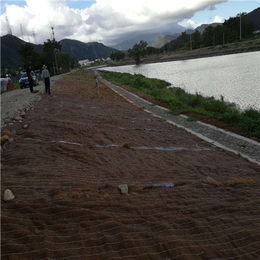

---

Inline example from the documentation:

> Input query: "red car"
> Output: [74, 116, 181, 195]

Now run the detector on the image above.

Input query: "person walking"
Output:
[94, 75, 100, 98]
[26, 65, 34, 93]
[42, 65, 51, 95]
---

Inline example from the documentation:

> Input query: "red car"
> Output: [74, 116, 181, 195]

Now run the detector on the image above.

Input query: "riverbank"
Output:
[99, 71, 260, 142]
[2, 69, 260, 259]
[112, 39, 260, 66]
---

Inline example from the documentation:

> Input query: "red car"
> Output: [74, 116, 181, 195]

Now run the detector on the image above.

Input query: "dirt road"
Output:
[1, 70, 260, 260]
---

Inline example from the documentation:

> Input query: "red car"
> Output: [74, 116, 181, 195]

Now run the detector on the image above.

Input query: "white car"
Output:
[19, 72, 39, 89]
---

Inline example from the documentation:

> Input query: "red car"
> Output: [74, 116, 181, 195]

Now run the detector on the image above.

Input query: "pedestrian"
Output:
[94, 75, 100, 98]
[42, 65, 51, 95]
[26, 65, 34, 93]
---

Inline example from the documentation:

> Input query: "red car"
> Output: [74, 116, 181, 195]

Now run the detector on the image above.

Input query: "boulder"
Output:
[118, 184, 128, 194]
[1, 135, 9, 145]
[4, 189, 15, 201]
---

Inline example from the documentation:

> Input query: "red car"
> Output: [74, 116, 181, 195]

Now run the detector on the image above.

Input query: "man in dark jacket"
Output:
[26, 65, 34, 93]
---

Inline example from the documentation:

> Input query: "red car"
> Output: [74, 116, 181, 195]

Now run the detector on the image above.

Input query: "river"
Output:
[100, 51, 260, 111]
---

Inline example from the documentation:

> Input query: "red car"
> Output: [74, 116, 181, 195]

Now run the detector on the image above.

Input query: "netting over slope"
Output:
[1, 71, 260, 260]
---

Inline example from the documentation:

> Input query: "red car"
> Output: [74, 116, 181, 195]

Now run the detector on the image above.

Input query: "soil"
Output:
[101, 79, 260, 142]
[1, 70, 260, 260]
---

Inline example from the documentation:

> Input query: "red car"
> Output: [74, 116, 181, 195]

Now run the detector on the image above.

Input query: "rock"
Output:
[8, 138, 14, 143]
[205, 176, 221, 186]
[4, 189, 15, 201]
[20, 111, 26, 118]
[118, 184, 128, 194]
[1, 130, 13, 136]
[14, 116, 23, 121]
[122, 143, 131, 149]
[1, 135, 9, 145]
[23, 125, 28, 129]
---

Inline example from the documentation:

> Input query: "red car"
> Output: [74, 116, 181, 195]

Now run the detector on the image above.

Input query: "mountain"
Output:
[153, 33, 181, 48]
[1, 35, 39, 71]
[112, 23, 186, 50]
[194, 23, 222, 33]
[1, 35, 118, 72]
[60, 39, 117, 60]
[247, 7, 260, 30]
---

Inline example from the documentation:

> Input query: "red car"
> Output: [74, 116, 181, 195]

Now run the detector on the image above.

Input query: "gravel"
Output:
[1, 75, 62, 131]
[100, 78, 260, 165]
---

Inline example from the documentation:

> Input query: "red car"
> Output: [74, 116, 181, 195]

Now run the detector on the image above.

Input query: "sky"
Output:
[0, 0, 259, 46]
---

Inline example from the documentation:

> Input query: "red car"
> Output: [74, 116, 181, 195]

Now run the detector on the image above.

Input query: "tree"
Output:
[19, 43, 41, 69]
[181, 32, 189, 45]
[193, 30, 201, 49]
[111, 51, 125, 61]
[223, 13, 254, 42]
[128, 40, 148, 65]
[202, 26, 214, 47]
[43, 39, 62, 75]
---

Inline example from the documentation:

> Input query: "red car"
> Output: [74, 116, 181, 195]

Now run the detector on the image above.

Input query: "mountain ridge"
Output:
[1, 35, 118, 72]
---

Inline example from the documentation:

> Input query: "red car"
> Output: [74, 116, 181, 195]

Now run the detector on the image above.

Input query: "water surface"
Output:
[101, 51, 260, 110]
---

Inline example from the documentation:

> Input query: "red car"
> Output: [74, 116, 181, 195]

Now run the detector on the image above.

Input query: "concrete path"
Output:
[99, 76, 260, 165]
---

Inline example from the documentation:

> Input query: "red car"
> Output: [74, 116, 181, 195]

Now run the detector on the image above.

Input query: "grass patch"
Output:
[186, 117, 199, 122]
[100, 71, 260, 138]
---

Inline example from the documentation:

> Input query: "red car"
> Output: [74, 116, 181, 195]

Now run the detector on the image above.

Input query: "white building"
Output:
[78, 59, 90, 66]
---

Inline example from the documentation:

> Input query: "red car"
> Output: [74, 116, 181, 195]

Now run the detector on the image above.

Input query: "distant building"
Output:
[78, 59, 90, 66]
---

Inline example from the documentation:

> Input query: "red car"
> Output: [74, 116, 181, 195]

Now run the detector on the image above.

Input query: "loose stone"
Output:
[118, 184, 128, 194]
[1, 135, 9, 145]
[4, 189, 15, 201]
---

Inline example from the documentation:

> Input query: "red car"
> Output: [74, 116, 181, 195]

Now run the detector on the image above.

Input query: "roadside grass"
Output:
[100, 70, 260, 138]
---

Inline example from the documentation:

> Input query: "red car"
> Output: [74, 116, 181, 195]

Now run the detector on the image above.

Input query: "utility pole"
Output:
[20, 24, 24, 40]
[190, 34, 192, 50]
[5, 14, 12, 35]
[223, 33, 225, 45]
[32, 28, 36, 43]
[51, 27, 58, 75]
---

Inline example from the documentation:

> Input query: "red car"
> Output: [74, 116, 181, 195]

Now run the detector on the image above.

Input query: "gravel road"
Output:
[1, 75, 63, 130]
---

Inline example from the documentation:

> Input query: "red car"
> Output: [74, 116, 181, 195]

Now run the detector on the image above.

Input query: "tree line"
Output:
[19, 39, 79, 75]
[110, 12, 256, 65]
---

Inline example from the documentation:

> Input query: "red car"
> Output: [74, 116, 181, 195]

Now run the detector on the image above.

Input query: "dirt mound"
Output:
[1, 70, 260, 259]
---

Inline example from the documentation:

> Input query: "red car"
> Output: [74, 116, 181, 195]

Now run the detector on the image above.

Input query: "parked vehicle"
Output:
[19, 72, 39, 89]
[34, 70, 42, 81]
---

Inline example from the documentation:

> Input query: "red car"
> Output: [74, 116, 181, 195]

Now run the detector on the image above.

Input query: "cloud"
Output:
[178, 20, 203, 29]
[212, 15, 225, 23]
[0, 0, 227, 46]
[178, 14, 225, 29]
